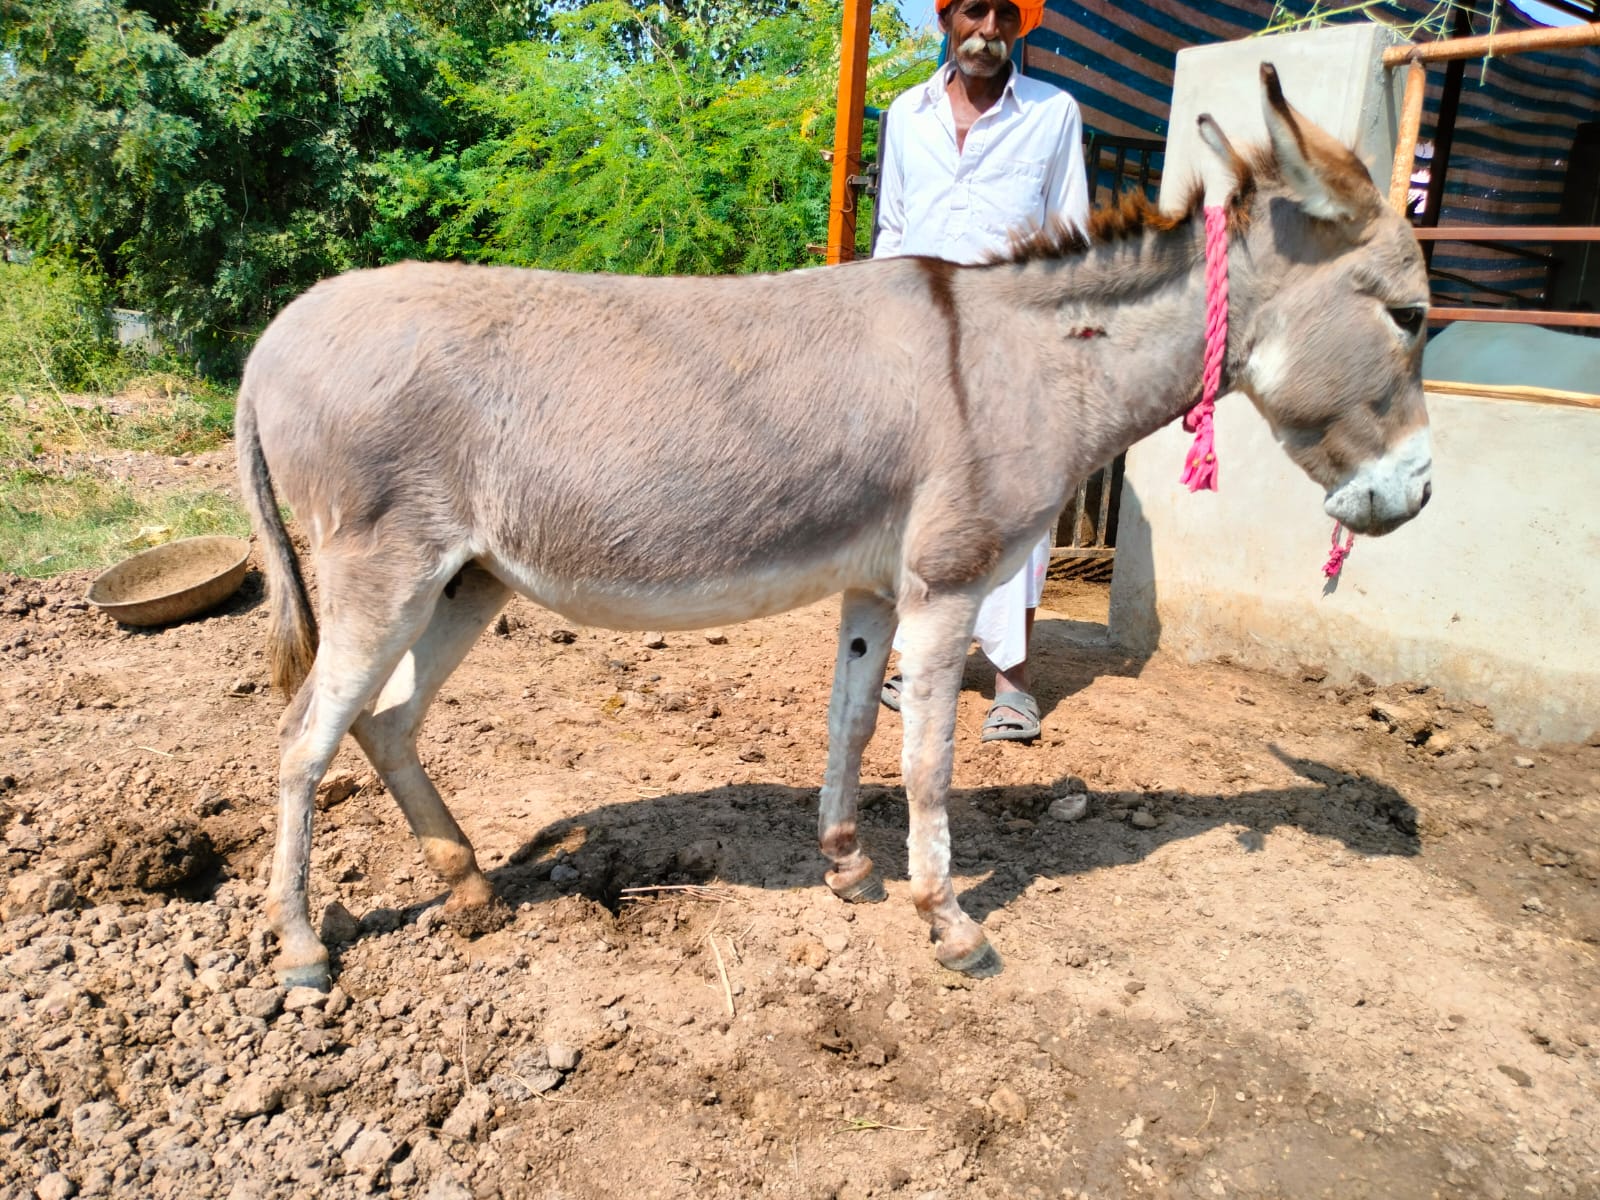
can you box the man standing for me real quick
[873,0,1090,742]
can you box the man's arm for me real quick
[1044,98,1091,233]
[872,108,906,259]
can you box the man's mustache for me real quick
[958,34,1007,59]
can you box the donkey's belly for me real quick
[483,535,899,631]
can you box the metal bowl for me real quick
[86,536,252,627]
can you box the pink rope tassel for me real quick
[1180,205,1230,493]
[1323,521,1355,579]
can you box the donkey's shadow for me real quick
[451,747,1418,930]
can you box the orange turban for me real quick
[940,0,1047,39]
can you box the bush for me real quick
[0,258,127,397]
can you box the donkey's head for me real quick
[1206,65,1432,536]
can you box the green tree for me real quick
[402,0,922,275]
[1,0,479,369]
[2,0,928,370]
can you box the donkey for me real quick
[237,66,1431,990]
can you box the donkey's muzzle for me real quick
[1324,428,1432,536]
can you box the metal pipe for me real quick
[1428,307,1600,328]
[1383,20,1600,65]
[1412,226,1600,242]
[1389,60,1428,214]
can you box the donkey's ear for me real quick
[1196,113,1246,194]
[1259,63,1380,222]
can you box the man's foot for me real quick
[880,674,904,713]
[981,690,1040,743]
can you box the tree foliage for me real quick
[1,0,928,371]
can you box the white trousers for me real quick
[895,534,1051,673]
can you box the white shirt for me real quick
[874,63,1090,264]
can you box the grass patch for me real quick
[0,379,237,462]
[0,467,249,578]
[0,255,246,578]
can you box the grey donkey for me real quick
[237,66,1432,990]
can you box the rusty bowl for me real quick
[86,536,252,627]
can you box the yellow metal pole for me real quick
[826,0,874,264]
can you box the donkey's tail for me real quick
[236,389,318,696]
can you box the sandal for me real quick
[880,674,904,713]
[981,690,1040,743]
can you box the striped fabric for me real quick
[1023,1,1600,307]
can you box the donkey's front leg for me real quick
[898,590,1000,977]
[819,589,897,904]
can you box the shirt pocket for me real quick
[974,158,1049,235]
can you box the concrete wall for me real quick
[1158,24,1409,212]
[1109,391,1600,746]
[1107,26,1600,745]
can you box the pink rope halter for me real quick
[1180,205,1354,580]
[1179,205,1229,493]
[1323,520,1355,579]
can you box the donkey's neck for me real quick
[961,216,1224,488]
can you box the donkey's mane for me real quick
[1001,145,1275,266]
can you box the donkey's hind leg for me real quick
[350,563,511,932]
[269,557,450,990]
[819,589,897,904]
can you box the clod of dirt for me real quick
[1047,794,1089,822]
[320,899,360,943]
[316,771,365,809]
[1370,698,1434,744]
[223,1074,284,1121]
[0,871,77,920]
[989,1086,1028,1123]
[441,896,514,938]
[103,819,222,897]
[441,1089,495,1140]
[676,838,723,878]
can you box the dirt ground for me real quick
[1,454,1597,1200]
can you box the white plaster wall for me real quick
[1109,393,1600,744]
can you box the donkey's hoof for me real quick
[276,961,332,992]
[836,872,887,904]
[939,940,1004,979]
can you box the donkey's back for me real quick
[242,260,961,631]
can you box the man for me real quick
[873,0,1090,742]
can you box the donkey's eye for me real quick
[1387,306,1426,336]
